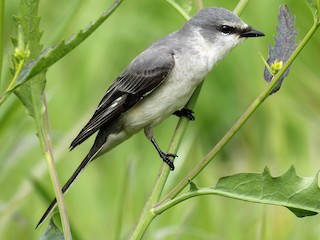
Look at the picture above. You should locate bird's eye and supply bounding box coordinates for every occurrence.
[219,25,234,34]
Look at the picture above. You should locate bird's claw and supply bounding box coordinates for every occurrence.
[160,152,177,171]
[173,108,195,121]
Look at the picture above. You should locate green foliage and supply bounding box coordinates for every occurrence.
[215,166,319,217]
[14,73,46,118]
[1,0,320,239]
[155,166,320,218]
[12,0,123,92]
[9,0,73,238]
[12,0,43,58]
[12,0,45,118]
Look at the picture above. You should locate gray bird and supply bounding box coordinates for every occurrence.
[37,7,264,227]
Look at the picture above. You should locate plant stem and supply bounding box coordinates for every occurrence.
[129,0,253,238]
[233,0,250,15]
[152,0,249,208]
[129,115,191,239]
[196,0,203,10]
[159,20,319,204]
[0,55,26,106]
[130,2,205,238]
[166,0,191,20]
[37,94,72,239]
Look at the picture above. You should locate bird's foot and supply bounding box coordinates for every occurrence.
[173,108,195,121]
[159,151,177,171]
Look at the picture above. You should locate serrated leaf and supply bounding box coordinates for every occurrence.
[263,5,298,94]
[12,0,123,90]
[13,0,43,59]
[213,166,319,217]
[39,220,64,240]
[12,0,45,118]
[154,166,320,218]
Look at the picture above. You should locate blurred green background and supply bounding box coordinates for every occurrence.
[1,0,320,239]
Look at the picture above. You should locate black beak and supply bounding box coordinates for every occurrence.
[241,26,265,38]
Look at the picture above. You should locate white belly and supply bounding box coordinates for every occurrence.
[122,53,210,130]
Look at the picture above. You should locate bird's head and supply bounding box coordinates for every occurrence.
[185,7,264,50]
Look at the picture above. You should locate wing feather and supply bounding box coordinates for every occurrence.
[70,50,175,149]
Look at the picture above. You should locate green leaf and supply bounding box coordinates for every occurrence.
[154,166,320,218]
[306,0,320,22]
[39,220,64,240]
[12,0,123,90]
[214,166,319,217]
[12,0,43,59]
[14,73,46,118]
[12,0,45,118]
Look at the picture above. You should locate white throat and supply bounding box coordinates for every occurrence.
[192,28,245,71]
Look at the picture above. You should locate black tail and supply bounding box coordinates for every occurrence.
[36,154,92,228]
[36,126,111,228]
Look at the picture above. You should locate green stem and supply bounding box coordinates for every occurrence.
[166,0,191,20]
[195,0,203,11]
[129,110,191,239]
[0,56,25,106]
[7,58,25,90]
[129,1,252,238]
[151,0,249,209]
[154,187,229,215]
[38,94,71,239]
[129,1,193,237]
[159,20,320,204]
[233,0,250,15]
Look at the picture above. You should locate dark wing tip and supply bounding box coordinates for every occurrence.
[69,133,85,150]
[35,198,58,229]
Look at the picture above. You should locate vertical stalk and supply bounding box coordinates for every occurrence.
[129,115,190,239]
[129,1,253,238]
[36,94,72,239]
[233,0,250,15]
[41,94,72,239]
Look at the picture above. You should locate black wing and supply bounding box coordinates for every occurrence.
[70,50,175,149]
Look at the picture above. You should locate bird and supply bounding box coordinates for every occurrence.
[37,7,264,227]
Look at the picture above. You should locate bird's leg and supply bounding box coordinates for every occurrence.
[173,107,195,121]
[144,127,177,170]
